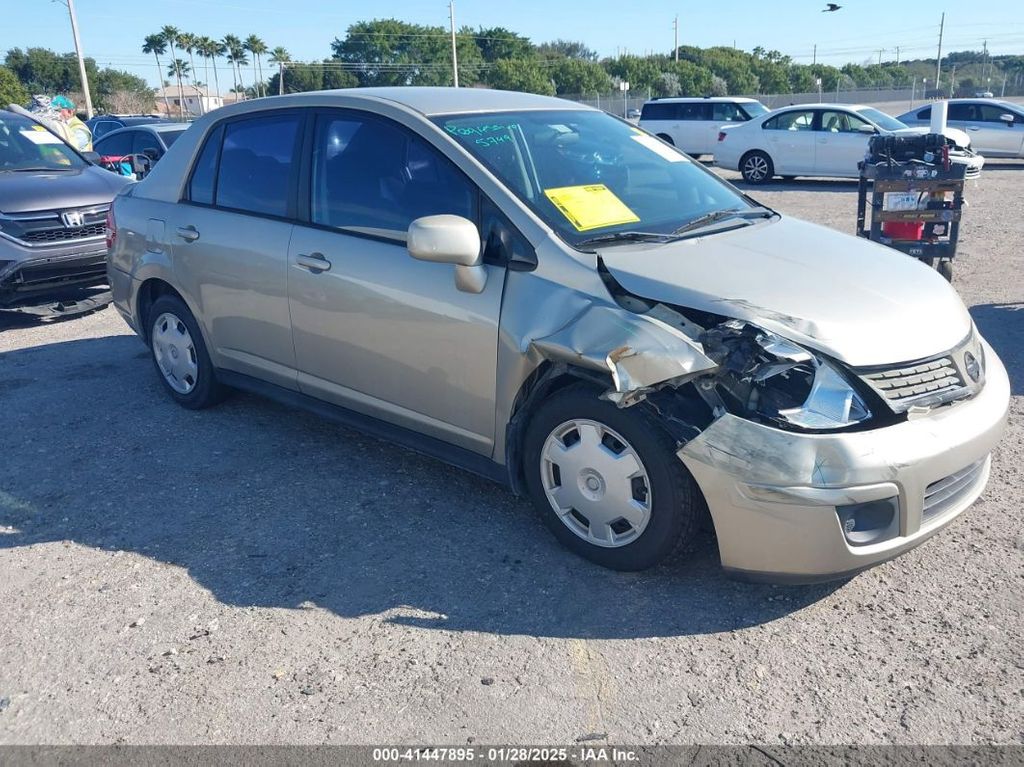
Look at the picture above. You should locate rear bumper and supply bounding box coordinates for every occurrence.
[0,244,109,308]
[679,340,1010,582]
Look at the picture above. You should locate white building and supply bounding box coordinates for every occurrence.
[154,85,229,118]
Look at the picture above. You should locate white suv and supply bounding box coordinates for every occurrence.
[639,97,768,157]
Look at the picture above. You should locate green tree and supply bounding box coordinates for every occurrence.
[604,56,664,94]
[475,27,533,62]
[160,26,184,109]
[550,58,611,95]
[666,60,714,95]
[245,34,268,97]
[177,32,203,112]
[0,66,28,106]
[223,35,247,97]
[268,61,357,94]
[142,35,170,114]
[486,58,554,95]
[538,40,598,61]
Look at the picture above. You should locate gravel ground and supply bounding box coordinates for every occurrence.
[0,163,1021,746]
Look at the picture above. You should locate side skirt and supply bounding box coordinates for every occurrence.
[216,369,511,488]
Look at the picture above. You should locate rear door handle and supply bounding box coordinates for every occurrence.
[176,225,200,242]
[296,252,331,272]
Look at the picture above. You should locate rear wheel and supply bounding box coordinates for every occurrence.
[147,294,228,409]
[523,384,701,571]
[740,150,774,184]
[937,259,954,282]
[656,133,675,145]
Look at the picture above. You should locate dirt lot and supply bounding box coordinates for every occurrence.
[0,163,1021,746]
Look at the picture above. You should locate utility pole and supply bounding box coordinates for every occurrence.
[278,62,284,95]
[449,1,459,88]
[876,48,885,67]
[673,15,679,62]
[935,12,945,88]
[65,0,94,119]
[949,63,956,97]
[812,44,816,66]
[895,46,900,67]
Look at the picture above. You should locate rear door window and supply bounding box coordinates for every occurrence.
[676,102,711,121]
[763,111,815,131]
[712,103,744,122]
[215,113,302,218]
[947,104,975,121]
[95,131,133,157]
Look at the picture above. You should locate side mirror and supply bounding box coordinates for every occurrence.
[81,150,101,164]
[407,214,487,293]
[1000,113,1015,124]
[857,124,877,134]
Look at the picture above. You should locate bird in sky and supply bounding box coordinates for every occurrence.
[823,3,842,10]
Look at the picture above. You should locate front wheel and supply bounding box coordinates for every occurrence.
[522,384,702,571]
[740,150,774,184]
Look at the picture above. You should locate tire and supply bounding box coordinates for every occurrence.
[740,150,774,184]
[937,259,954,282]
[656,133,674,145]
[522,384,702,571]
[146,294,228,409]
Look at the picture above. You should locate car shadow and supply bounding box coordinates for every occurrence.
[0,335,844,639]
[970,302,1024,395]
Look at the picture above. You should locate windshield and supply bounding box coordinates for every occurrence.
[435,109,754,247]
[0,113,85,171]
[160,128,186,147]
[742,101,769,117]
[856,107,906,132]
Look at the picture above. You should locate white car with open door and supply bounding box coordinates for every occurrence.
[715,103,982,184]
[896,99,1024,158]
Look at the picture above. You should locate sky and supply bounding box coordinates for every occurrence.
[3,0,1022,88]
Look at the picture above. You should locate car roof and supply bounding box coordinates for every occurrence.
[95,123,188,140]
[150,123,191,132]
[644,96,761,103]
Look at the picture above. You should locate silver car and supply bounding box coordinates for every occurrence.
[896,99,1024,158]
[107,88,1009,581]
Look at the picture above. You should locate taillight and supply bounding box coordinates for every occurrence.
[105,208,116,250]
[718,131,727,142]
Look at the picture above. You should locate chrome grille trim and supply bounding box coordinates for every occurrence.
[0,205,110,248]
[922,457,988,523]
[855,333,983,413]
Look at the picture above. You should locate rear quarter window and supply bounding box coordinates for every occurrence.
[187,125,223,206]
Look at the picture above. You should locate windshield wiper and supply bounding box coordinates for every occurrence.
[3,166,74,173]
[576,230,676,248]
[672,207,775,236]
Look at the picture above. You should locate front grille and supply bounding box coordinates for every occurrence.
[863,357,965,403]
[0,205,109,247]
[20,223,106,243]
[922,457,988,523]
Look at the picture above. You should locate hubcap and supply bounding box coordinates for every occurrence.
[744,155,768,181]
[540,419,652,548]
[151,312,198,394]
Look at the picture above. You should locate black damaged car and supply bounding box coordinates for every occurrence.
[0,108,130,315]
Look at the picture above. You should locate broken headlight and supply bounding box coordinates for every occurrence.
[701,321,871,431]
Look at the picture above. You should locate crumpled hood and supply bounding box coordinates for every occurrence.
[600,216,972,367]
[0,166,128,214]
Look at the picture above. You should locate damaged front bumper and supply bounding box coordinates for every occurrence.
[678,339,1009,583]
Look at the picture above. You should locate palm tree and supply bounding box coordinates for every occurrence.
[244,35,268,97]
[196,37,224,102]
[167,59,191,117]
[178,32,203,115]
[160,26,185,116]
[268,46,290,95]
[223,35,246,100]
[142,34,170,115]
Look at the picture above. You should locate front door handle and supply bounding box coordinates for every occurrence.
[176,225,200,242]
[968,126,981,131]
[296,252,331,272]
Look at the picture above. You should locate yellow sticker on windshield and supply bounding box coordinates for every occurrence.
[543,184,640,232]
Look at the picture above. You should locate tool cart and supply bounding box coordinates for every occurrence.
[856,134,970,282]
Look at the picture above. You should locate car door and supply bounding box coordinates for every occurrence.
[710,102,745,157]
[286,110,506,454]
[976,103,1024,157]
[762,109,816,174]
[168,110,303,390]
[676,102,711,155]
[816,109,872,176]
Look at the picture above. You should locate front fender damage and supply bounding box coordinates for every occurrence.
[527,303,718,405]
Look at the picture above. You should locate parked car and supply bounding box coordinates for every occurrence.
[638,96,768,157]
[86,114,169,141]
[974,91,994,98]
[715,103,983,184]
[626,108,641,120]
[94,123,190,178]
[0,109,131,311]
[896,99,1024,158]
[108,88,1008,581]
